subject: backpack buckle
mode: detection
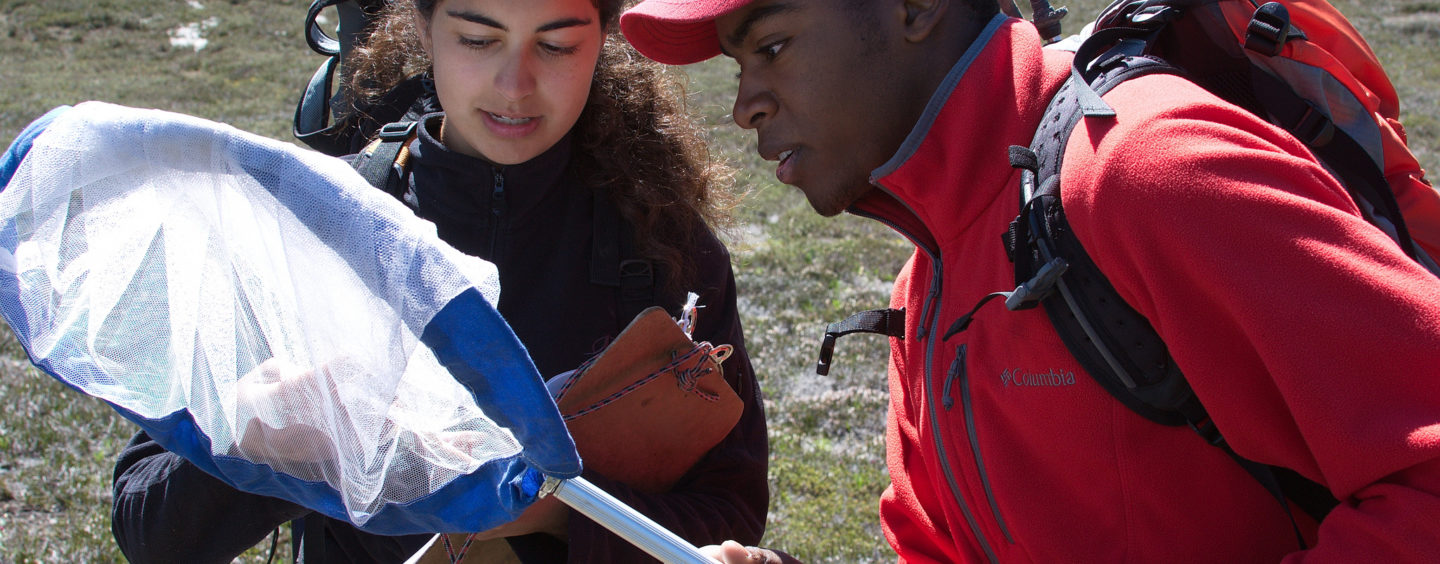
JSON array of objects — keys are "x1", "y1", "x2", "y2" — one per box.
[
  {"x1": 1005, "y1": 257, "x2": 1069, "y2": 311},
  {"x1": 1290, "y1": 103, "x2": 1336, "y2": 147},
  {"x1": 1028, "y1": 0, "x2": 1069, "y2": 43},
  {"x1": 1245, "y1": 2, "x2": 1292, "y2": 57},
  {"x1": 618, "y1": 259, "x2": 654, "y2": 302},
  {"x1": 1187, "y1": 415, "x2": 1227, "y2": 447},
  {"x1": 1129, "y1": 5, "x2": 1180, "y2": 27},
  {"x1": 378, "y1": 120, "x2": 417, "y2": 141}
]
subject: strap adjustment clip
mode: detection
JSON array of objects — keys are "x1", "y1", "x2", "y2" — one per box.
[{"x1": 378, "y1": 120, "x2": 417, "y2": 141}]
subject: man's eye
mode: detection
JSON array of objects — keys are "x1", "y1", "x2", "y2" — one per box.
[{"x1": 757, "y1": 39, "x2": 787, "y2": 60}]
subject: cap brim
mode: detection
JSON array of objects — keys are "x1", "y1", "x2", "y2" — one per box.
[{"x1": 620, "y1": 0, "x2": 754, "y2": 65}]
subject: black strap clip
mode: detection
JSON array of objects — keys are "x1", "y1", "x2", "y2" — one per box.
[
  {"x1": 377, "y1": 120, "x2": 418, "y2": 141},
  {"x1": 1245, "y1": 2, "x2": 1292, "y2": 57},
  {"x1": 1289, "y1": 102, "x2": 1336, "y2": 148},
  {"x1": 618, "y1": 259, "x2": 655, "y2": 303},
  {"x1": 1187, "y1": 414, "x2": 1227, "y2": 447}
]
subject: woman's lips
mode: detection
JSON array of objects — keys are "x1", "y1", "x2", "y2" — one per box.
[{"x1": 482, "y1": 111, "x2": 541, "y2": 138}]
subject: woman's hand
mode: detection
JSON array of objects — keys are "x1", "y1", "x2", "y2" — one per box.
[
  {"x1": 700, "y1": 540, "x2": 801, "y2": 564},
  {"x1": 234, "y1": 357, "x2": 341, "y2": 464}
]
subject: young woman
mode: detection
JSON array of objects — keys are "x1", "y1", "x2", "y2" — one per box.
[{"x1": 109, "y1": 0, "x2": 769, "y2": 562}]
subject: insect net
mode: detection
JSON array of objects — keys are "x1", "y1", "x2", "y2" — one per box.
[{"x1": 0, "y1": 102, "x2": 580, "y2": 534}]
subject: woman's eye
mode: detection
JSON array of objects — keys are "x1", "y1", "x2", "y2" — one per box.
[
  {"x1": 540, "y1": 42, "x2": 580, "y2": 56},
  {"x1": 459, "y1": 37, "x2": 495, "y2": 50}
]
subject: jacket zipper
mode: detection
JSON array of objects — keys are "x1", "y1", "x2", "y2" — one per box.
[
  {"x1": 852, "y1": 206, "x2": 1000, "y2": 563},
  {"x1": 957, "y1": 344, "x2": 1014, "y2": 543},
  {"x1": 922, "y1": 266, "x2": 999, "y2": 564},
  {"x1": 489, "y1": 168, "x2": 505, "y2": 259}
]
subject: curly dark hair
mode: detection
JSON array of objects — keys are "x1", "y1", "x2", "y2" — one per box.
[{"x1": 344, "y1": 0, "x2": 733, "y2": 289}]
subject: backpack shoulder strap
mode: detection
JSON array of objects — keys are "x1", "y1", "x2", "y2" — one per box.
[
  {"x1": 1010, "y1": 45, "x2": 1200, "y2": 425},
  {"x1": 590, "y1": 190, "x2": 671, "y2": 326},
  {"x1": 350, "y1": 120, "x2": 418, "y2": 202}
]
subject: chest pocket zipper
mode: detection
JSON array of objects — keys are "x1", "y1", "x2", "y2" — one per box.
[{"x1": 950, "y1": 343, "x2": 1015, "y2": 544}]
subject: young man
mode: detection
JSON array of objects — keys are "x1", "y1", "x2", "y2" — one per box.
[{"x1": 621, "y1": 0, "x2": 1440, "y2": 562}]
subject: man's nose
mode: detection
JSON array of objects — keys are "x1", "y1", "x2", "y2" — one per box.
[{"x1": 731, "y1": 77, "x2": 776, "y2": 130}]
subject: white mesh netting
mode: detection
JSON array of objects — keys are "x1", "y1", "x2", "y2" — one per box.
[{"x1": 0, "y1": 102, "x2": 523, "y2": 525}]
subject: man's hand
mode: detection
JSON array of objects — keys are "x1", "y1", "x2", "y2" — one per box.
[{"x1": 700, "y1": 540, "x2": 801, "y2": 564}]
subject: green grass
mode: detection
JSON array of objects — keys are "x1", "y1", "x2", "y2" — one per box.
[{"x1": 1, "y1": 0, "x2": 1437, "y2": 562}]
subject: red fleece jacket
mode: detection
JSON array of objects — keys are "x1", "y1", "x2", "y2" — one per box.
[{"x1": 851, "y1": 14, "x2": 1440, "y2": 564}]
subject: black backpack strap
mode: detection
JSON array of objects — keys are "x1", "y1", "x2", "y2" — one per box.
[
  {"x1": 815, "y1": 308, "x2": 905, "y2": 375},
  {"x1": 1006, "y1": 29, "x2": 1338, "y2": 536},
  {"x1": 590, "y1": 191, "x2": 665, "y2": 324},
  {"x1": 350, "y1": 120, "x2": 418, "y2": 202},
  {"x1": 1011, "y1": 45, "x2": 1198, "y2": 424},
  {"x1": 293, "y1": 54, "x2": 348, "y2": 156}
]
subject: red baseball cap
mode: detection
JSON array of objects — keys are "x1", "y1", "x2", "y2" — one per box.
[{"x1": 620, "y1": 0, "x2": 758, "y2": 65}]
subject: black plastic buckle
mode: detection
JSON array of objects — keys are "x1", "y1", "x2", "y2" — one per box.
[
  {"x1": 618, "y1": 259, "x2": 654, "y2": 301},
  {"x1": 1187, "y1": 416, "x2": 1227, "y2": 447},
  {"x1": 1028, "y1": 0, "x2": 1069, "y2": 43},
  {"x1": 1291, "y1": 103, "x2": 1335, "y2": 148},
  {"x1": 1005, "y1": 257, "x2": 1070, "y2": 311},
  {"x1": 1129, "y1": 4, "x2": 1180, "y2": 27},
  {"x1": 1245, "y1": 2, "x2": 1291, "y2": 57},
  {"x1": 378, "y1": 120, "x2": 417, "y2": 141}
]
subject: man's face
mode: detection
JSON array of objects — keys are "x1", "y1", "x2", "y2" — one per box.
[{"x1": 716, "y1": 0, "x2": 916, "y2": 216}]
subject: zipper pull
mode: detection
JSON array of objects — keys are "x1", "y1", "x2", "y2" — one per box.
[
  {"x1": 491, "y1": 169, "x2": 506, "y2": 215},
  {"x1": 942, "y1": 345, "x2": 966, "y2": 410}
]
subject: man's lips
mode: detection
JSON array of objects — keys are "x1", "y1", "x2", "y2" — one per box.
[
  {"x1": 759, "y1": 139, "x2": 800, "y2": 185},
  {"x1": 774, "y1": 148, "x2": 797, "y2": 185}
]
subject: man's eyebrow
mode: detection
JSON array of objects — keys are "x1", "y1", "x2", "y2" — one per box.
[
  {"x1": 724, "y1": 2, "x2": 797, "y2": 50},
  {"x1": 446, "y1": 10, "x2": 504, "y2": 30}
]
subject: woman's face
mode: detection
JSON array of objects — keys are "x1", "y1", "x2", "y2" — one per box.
[{"x1": 418, "y1": 0, "x2": 603, "y2": 165}]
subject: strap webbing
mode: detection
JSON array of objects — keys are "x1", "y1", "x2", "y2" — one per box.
[
  {"x1": 590, "y1": 191, "x2": 659, "y2": 323},
  {"x1": 351, "y1": 121, "x2": 416, "y2": 199},
  {"x1": 816, "y1": 308, "x2": 905, "y2": 375}
]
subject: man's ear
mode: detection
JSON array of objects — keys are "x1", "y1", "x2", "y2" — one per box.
[{"x1": 899, "y1": 0, "x2": 947, "y2": 43}]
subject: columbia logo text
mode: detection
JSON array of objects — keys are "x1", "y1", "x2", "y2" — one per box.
[{"x1": 1001, "y1": 368, "x2": 1076, "y2": 387}]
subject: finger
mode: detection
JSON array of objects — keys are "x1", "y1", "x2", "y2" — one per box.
[{"x1": 715, "y1": 540, "x2": 765, "y2": 563}]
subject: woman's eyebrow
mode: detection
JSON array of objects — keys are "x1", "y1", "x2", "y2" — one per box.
[
  {"x1": 446, "y1": 9, "x2": 504, "y2": 30},
  {"x1": 537, "y1": 17, "x2": 593, "y2": 32},
  {"x1": 444, "y1": 11, "x2": 592, "y2": 33}
]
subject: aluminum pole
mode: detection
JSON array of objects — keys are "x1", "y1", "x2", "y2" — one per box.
[{"x1": 541, "y1": 475, "x2": 712, "y2": 564}]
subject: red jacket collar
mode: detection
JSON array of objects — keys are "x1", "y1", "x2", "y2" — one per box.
[{"x1": 853, "y1": 16, "x2": 1073, "y2": 252}]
